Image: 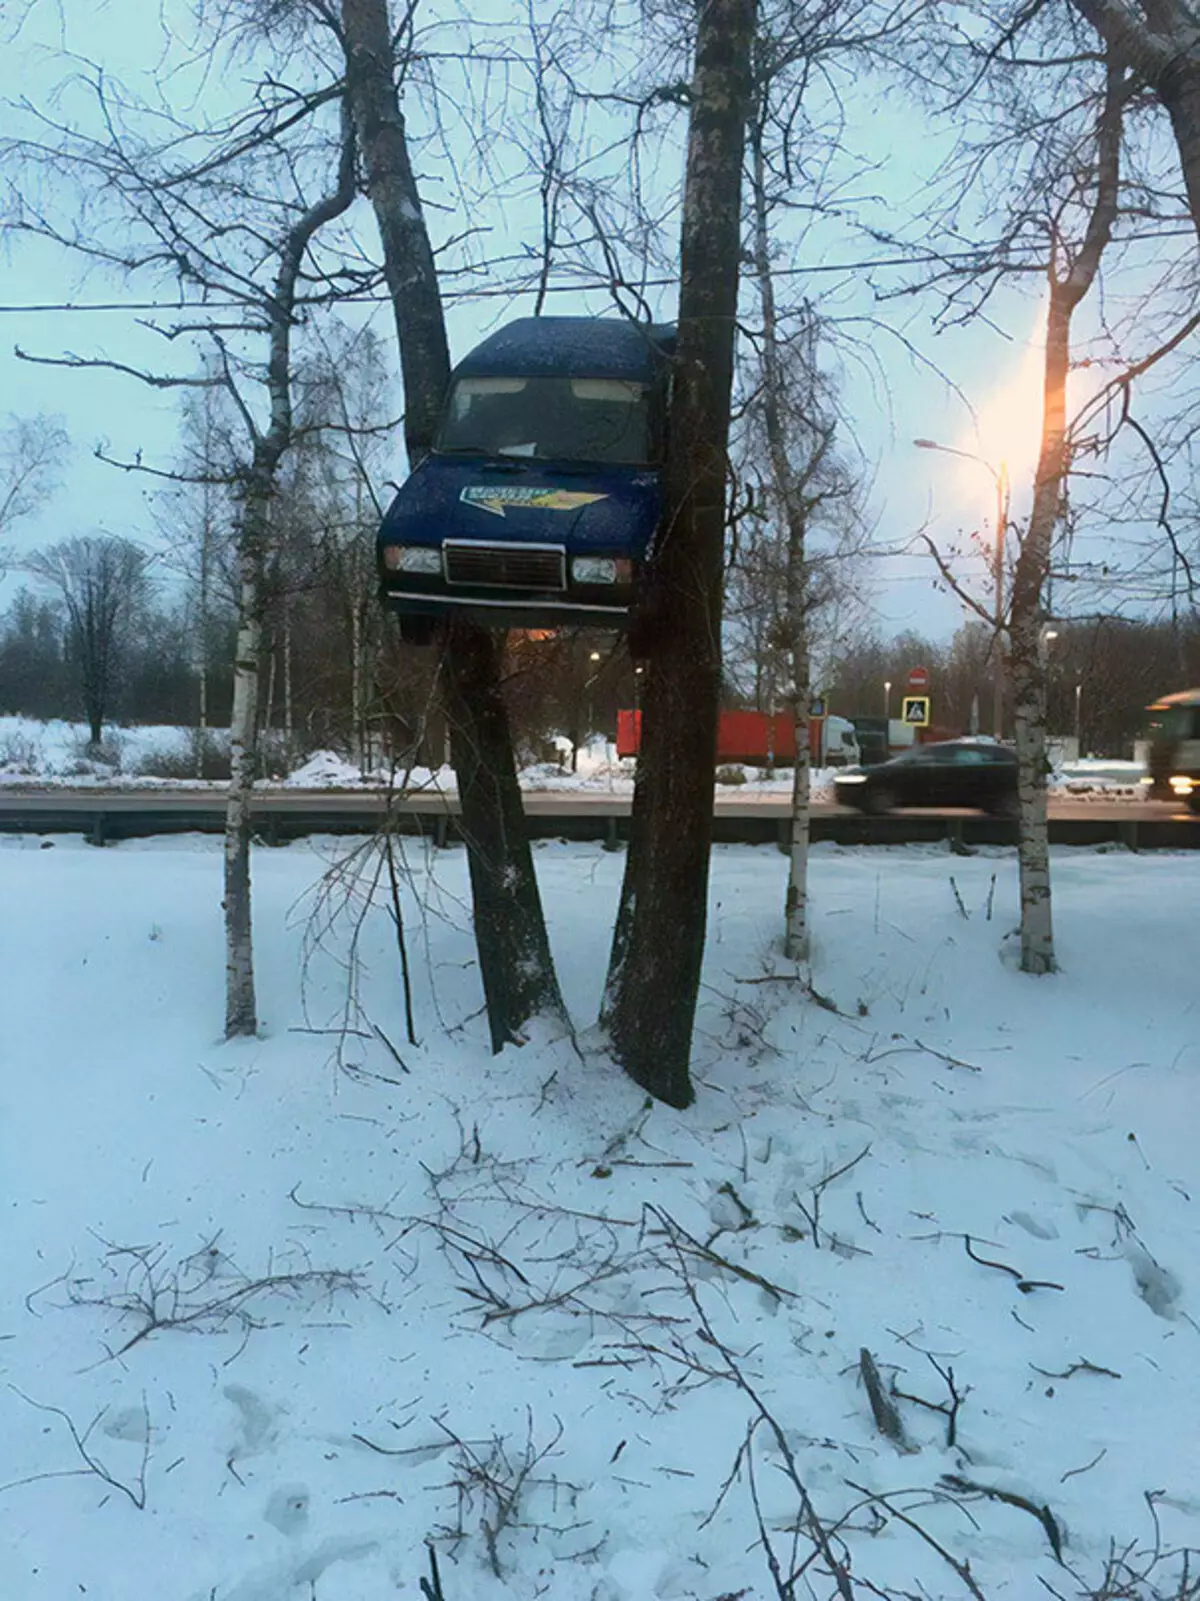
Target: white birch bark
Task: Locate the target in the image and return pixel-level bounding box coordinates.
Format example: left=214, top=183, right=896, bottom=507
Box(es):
left=1009, top=60, right=1123, bottom=976
left=747, top=115, right=829, bottom=963
left=223, top=531, right=264, bottom=1035
left=222, top=113, right=356, bottom=1038
left=1011, top=612, right=1054, bottom=973
left=785, top=689, right=812, bottom=960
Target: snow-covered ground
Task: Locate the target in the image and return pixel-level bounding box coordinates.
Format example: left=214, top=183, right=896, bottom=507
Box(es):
left=2, top=835, right=1197, bottom=1599
left=0, top=716, right=1149, bottom=801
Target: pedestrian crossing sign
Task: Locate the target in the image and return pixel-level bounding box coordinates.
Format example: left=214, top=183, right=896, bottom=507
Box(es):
left=902, top=695, right=930, bottom=727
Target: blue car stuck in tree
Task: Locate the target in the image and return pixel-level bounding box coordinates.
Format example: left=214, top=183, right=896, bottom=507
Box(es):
left=377, top=316, right=674, bottom=642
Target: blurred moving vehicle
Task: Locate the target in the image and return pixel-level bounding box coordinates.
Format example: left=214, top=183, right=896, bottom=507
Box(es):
left=834, top=738, right=1019, bottom=816
left=377, top=317, right=674, bottom=643
left=1145, top=689, right=1200, bottom=813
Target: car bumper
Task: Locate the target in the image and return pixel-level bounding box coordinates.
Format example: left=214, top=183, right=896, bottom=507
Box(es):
left=381, top=583, right=634, bottom=630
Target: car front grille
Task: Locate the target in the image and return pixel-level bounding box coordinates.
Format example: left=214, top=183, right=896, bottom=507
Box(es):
left=443, top=541, right=566, bottom=591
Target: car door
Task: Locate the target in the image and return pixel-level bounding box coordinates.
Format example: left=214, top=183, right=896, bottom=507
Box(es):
left=978, top=746, right=1017, bottom=808
left=893, top=746, right=939, bottom=806
left=943, top=745, right=990, bottom=807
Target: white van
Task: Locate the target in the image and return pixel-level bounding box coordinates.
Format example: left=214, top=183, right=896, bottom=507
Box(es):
left=821, top=715, right=861, bottom=768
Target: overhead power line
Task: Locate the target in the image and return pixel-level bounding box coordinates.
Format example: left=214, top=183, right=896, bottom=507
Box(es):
left=0, top=256, right=926, bottom=318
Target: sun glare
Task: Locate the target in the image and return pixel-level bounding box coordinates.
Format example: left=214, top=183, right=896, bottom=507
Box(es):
left=914, top=314, right=1051, bottom=538
left=965, top=331, right=1045, bottom=489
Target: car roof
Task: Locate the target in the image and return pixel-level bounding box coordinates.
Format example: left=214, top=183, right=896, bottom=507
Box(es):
left=894, top=739, right=1015, bottom=759
left=453, top=317, right=676, bottom=384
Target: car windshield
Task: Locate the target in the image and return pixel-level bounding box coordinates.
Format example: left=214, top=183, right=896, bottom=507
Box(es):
left=437, top=376, right=653, bottom=465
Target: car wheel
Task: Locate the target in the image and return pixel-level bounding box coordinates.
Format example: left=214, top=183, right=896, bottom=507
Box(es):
left=862, top=786, right=896, bottom=816
left=397, top=614, right=437, bottom=647
left=1189, top=793, right=1200, bottom=817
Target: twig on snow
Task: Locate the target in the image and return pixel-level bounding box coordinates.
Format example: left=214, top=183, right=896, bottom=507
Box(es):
left=791, top=1147, right=871, bottom=1249
left=419, top=1542, right=447, bottom=1601
left=939, top=1473, right=1064, bottom=1562
left=845, top=1480, right=987, bottom=1600
left=4, top=1389, right=149, bottom=1509
left=963, top=1235, right=1064, bottom=1294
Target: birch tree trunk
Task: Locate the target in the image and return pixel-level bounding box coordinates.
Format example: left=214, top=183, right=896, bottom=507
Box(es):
left=1009, top=603, right=1054, bottom=973
left=221, top=114, right=356, bottom=1038
left=339, top=0, right=566, bottom=1050
left=747, top=113, right=820, bottom=964
left=784, top=616, right=812, bottom=961
left=1008, top=60, right=1123, bottom=977
left=224, top=488, right=266, bottom=1035
left=601, top=0, right=756, bottom=1107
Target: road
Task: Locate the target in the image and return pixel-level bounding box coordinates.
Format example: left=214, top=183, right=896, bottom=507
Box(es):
left=0, top=783, right=1195, bottom=846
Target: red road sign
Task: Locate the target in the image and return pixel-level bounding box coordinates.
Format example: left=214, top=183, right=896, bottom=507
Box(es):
left=907, top=664, right=931, bottom=692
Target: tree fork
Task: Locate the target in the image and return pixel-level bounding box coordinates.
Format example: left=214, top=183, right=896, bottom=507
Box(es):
left=601, top=0, right=757, bottom=1107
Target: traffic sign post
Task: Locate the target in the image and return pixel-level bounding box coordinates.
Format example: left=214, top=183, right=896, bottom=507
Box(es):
left=902, top=695, right=931, bottom=727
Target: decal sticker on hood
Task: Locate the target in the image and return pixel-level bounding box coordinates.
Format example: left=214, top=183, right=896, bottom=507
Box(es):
left=460, top=485, right=609, bottom=519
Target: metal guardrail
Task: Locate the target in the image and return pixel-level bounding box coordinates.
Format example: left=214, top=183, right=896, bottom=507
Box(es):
left=0, top=788, right=1196, bottom=848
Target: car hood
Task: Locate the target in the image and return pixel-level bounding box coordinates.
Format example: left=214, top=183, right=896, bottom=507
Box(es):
left=379, top=455, right=662, bottom=554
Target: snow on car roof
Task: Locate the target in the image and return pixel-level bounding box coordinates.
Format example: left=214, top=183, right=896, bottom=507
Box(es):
left=453, top=316, right=675, bottom=383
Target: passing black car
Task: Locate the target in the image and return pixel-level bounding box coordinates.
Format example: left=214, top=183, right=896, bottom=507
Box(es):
left=833, top=739, right=1019, bottom=816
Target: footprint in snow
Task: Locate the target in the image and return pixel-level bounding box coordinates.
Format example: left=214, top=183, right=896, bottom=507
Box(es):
left=1123, top=1240, right=1184, bottom=1320
left=264, top=1484, right=309, bottom=1537
left=224, top=1384, right=286, bottom=1460
left=1007, top=1209, right=1059, bottom=1241
left=100, top=1405, right=152, bottom=1443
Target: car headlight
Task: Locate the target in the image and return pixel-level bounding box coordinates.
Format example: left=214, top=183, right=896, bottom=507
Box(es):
left=571, top=556, right=631, bottom=584
left=835, top=772, right=868, bottom=784
left=1170, top=775, right=1195, bottom=794
left=382, top=544, right=443, bottom=574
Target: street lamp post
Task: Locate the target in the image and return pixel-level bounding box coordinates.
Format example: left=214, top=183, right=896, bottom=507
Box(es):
left=914, top=439, right=1009, bottom=739
left=993, top=462, right=1010, bottom=741
left=884, top=679, right=891, bottom=720
left=1074, top=680, right=1083, bottom=753
left=1042, top=628, right=1058, bottom=734
left=584, top=650, right=603, bottom=754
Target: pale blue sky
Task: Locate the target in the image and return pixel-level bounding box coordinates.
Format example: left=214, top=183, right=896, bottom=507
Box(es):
left=2, top=0, right=1180, bottom=644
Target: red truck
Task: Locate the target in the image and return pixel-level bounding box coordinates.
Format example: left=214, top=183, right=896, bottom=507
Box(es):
left=615, top=709, right=860, bottom=766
